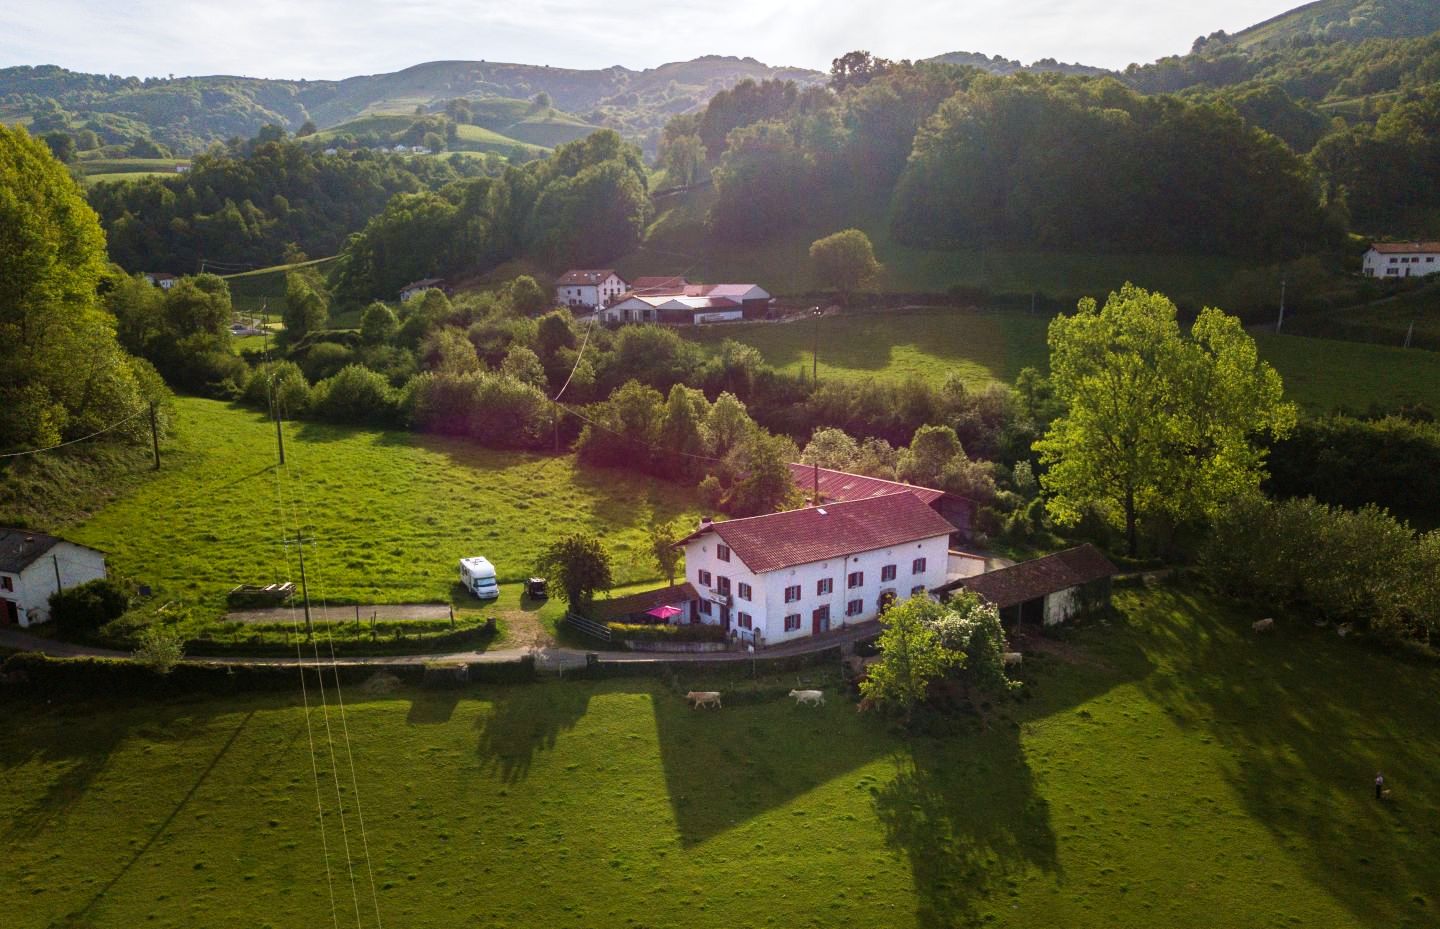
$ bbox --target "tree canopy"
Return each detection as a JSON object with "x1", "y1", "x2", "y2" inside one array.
[{"x1": 1035, "y1": 284, "x2": 1296, "y2": 554}]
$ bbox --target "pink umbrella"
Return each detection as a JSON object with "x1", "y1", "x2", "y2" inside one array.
[{"x1": 645, "y1": 604, "x2": 684, "y2": 621}]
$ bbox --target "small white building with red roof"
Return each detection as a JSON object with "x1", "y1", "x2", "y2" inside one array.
[
  {"x1": 677, "y1": 492, "x2": 955, "y2": 646},
  {"x1": 1363, "y1": 242, "x2": 1440, "y2": 278}
]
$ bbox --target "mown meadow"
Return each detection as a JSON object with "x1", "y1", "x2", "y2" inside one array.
[
  {"x1": 4, "y1": 586, "x2": 1436, "y2": 929},
  {"x1": 688, "y1": 306, "x2": 1440, "y2": 414}
]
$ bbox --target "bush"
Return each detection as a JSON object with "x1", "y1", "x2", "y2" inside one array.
[
  {"x1": 49, "y1": 578, "x2": 129, "y2": 632},
  {"x1": 300, "y1": 342, "x2": 355, "y2": 382},
  {"x1": 242, "y1": 361, "x2": 311, "y2": 417},
  {"x1": 133, "y1": 626, "x2": 184, "y2": 673},
  {"x1": 607, "y1": 622, "x2": 728, "y2": 643},
  {"x1": 311, "y1": 364, "x2": 398, "y2": 425}
]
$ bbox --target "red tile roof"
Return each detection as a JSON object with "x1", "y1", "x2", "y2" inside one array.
[
  {"x1": 788, "y1": 463, "x2": 946, "y2": 506},
  {"x1": 1369, "y1": 242, "x2": 1440, "y2": 254},
  {"x1": 940, "y1": 544, "x2": 1117, "y2": 607},
  {"x1": 556, "y1": 269, "x2": 621, "y2": 286},
  {"x1": 681, "y1": 492, "x2": 956, "y2": 575},
  {"x1": 630, "y1": 275, "x2": 690, "y2": 294}
]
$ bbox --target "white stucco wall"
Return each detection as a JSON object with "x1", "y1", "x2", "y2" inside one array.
[
  {"x1": 684, "y1": 533, "x2": 949, "y2": 647},
  {"x1": 1043, "y1": 586, "x2": 1080, "y2": 626},
  {"x1": 9, "y1": 542, "x2": 108, "y2": 627},
  {"x1": 1364, "y1": 249, "x2": 1440, "y2": 279}
]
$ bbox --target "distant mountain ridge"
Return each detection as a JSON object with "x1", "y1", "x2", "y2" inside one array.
[
  {"x1": 923, "y1": 51, "x2": 1111, "y2": 77},
  {"x1": 0, "y1": 56, "x2": 825, "y2": 154}
]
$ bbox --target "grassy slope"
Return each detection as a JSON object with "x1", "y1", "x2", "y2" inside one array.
[
  {"x1": 4, "y1": 587, "x2": 1436, "y2": 929},
  {"x1": 1284, "y1": 280, "x2": 1440, "y2": 348},
  {"x1": 223, "y1": 258, "x2": 335, "y2": 316},
  {"x1": 62, "y1": 397, "x2": 698, "y2": 624},
  {"x1": 625, "y1": 188, "x2": 1248, "y2": 306},
  {"x1": 685, "y1": 306, "x2": 1440, "y2": 414}
]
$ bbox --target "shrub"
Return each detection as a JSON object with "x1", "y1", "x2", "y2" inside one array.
[
  {"x1": 311, "y1": 364, "x2": 398, "y2": 425},
  {"x1": 242, "y1": 361, "x2": 311, "y2": 417},
  {"x1": 49, "y1": 578, "x2": 129, "y2": 633},
  {"x1": 606, "y1": 622, "x2": 728, "y2": 643},
  {"x1": 300, "y1": 342, "x2": 355, "y2": 382},
  {"x1": 133, "y1": 626, "x2": 185, "y2": 673}
]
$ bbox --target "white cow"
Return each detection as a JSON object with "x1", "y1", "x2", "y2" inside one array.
[
  {"x1": 686, "y1": 691, "x2": 722, "y2": 709},
  {"x1": 1252, "y1": 618, "x2": 1275, "y2": 633},
  {"x1": 789, "y1": 689, "x2": 825, "y2": 707},
  {"x1": 1002, "y1": 652, "x2": 1024, "y2": 667}
]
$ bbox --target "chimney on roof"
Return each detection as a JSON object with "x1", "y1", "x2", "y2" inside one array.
[{"x1": 698, "y1": 516, "x2": 713, "y2": 530}]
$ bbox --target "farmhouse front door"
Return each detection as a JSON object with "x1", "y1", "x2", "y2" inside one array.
[
  {"x1": 720, "y1": 605, "x2": 731, "y2": 631},
  {"x1": 0, "y1": 599, "x2": 17, "y2": 626},
  {"x1": 812, "y1": 605, "x2": 831, "y2": 635}
]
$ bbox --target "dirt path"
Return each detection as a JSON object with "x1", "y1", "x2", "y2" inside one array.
[{"x1": 497, "y1": 611, "x2": 553, "y2": 650}]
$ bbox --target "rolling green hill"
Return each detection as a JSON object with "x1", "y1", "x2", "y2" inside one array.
[{"x1": 1229, "y1": 0, "x2": 1440, "y2": 49}]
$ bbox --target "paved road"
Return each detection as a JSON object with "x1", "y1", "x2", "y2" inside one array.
[{"x1": 0, "y1": 620, "x2": 880, "y2": 669}]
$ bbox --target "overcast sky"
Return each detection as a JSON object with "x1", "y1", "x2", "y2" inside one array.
[{"x1": 1, "y1": 1, "x2": 1303, "y2": 80}]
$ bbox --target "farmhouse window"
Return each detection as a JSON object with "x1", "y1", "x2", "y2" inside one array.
[
  {"x1": 738, "y1": 612, "x2": 752, "y2": 630},
  {"x1": 698, "y1": 569, "x2": 712, "y2": 587},
  {"x1": 0, "y1": 576, "x2": 10, "y2": 591},
  {"x1": 912, "y1": 557, "x2": 927, "y2": 575},
  {"x1": 912, "y1": 585, "x2": 928, "y2": 597},
  {"x1": 716, "y1": 575, "x2": 731, "y2": 595},
  {"x1": 699, "y1": 599, "x2": 713, "y2": 616},
  {"x1": 738, "y1": 582, "x2": 752, "y2": 601},
  {"x1": 716, "y1": 544, "x2": 731, "y2": 563},
  {"x1": 847, "y1": 571, "x2": 864, "y2": 589},
  {"x1": 881, "y1": 565, "x2": 897, "y2": 582},
  {"x1": 784, "y1": 585, "x2": 802, "y2": 603},
  {"x1": 1390, "y1": 257, "x2": 1398, "y2": 263},
  {"x1": 816, "y1": 577, "x2": 833, "y2": 595},
  {"x1": 784, "y1": 613, "x2": 801, "y2": 631},
  {"x1": 846, "y1": 599, "x2": 863, "y2": 616}
]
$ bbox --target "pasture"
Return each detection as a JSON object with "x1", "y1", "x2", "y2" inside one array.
[
  {"x1": 4, "y1": 587, "x2": 1437, "y2": 928},
  {"x1": 59, "y1": 397, "x2": 698, "y2": 631},
  {"x1": 687, "y1": 306, "x2": 1440, "y2": 414}
]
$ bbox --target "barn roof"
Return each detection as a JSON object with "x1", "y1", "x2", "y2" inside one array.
[
  {"x1": 555, "y1": 269, "x2": 621, "y2": 286},
  {"x1": 0, "y1": 528, "x2": 85, "y2": 573},
  {"x1": 788, "y1": 463, "x2": 947, "y2": 506},
  {"x1": 629, "y1": 275, "x2": 690, "y2": 294},
  {"x1": 1369, "y1": 242, "x2": 1440, "y2": 254},
  {"x1": 593, "y1": 582, "x2": 699, "y2": 620},
  {"x1": 943, "y1": 544, "x2": 1117, "y2": 607},
  {"x1": 680, "y1": 493, "x2": 956, "y2": 575}
]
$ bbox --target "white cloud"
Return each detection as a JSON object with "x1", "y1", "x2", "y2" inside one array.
[{"x1": 0, "y1": 0, "x2": 1303, "y2": 79}]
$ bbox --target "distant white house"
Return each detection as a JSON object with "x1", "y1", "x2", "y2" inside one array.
[
  {"x1": 322, "y1": 147, "x2": 339, "y2": 156},
  {"x1": 174, "y1": 164, "x2": 190, "y2": 174},
  {"x1": 554, "y1": 269, "x2": 628, "y2": 310},
  {"x1": 399, "y1": 278, "x2": 446, "y2": 302},
  {"x1": 1363, "y1": 242, "x2": 1440, "y2": 278},
  {"x1": 677, "y1": 493, "x2": 955, "y2": 645},
  {"x1": 0, "y1": 528, "x2": 108, "y2": 628},
  {"x1": 144, "y1": 272, "x2": 178, "y2": 290},
  {"x1": 411, "y1": 145, "x2": 431, "y2": 155}
]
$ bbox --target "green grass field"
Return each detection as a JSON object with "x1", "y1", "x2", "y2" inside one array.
[
  {"x1": 83, "y1": 170, "x2": 175, "y2": 186},
  {"x1": 686, "y1": 306, "x2": 1440, "y2": 414},
  {"x1": 5, "y1": 586, "x2": 1436, "y2": 928},
  {"x1": 62, "y1": 397, "x2": 698, "y2": 629},
  {"x1": 625, "y1": 189, "x2": 1248, "y2": 306},
  {"x1": 1284, "y1": 281, "x2": 1440, "y2": 350},
  {"x1": 223, "y1": 258, "x2": 335, "y2": 316}
]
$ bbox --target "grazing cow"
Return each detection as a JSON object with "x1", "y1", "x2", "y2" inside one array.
[
  {"x1": 1252, "y1": 618, "x2": 1275, "y2": 633},
  {"x1": 686, "y1": 691, "x2": 722, "y2": 709},
  {"x1": 1002, "y1": 652, "x2": 1023, "y2": 667},
  {"x1": 789, "y1": 689, "x2": 825, "y2": 707}
]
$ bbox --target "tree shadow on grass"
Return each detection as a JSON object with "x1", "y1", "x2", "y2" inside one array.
[
  {"x1": 874, "y1": 727, "x2": 1059, "y2": 929},
  {"x1": 1131, "y1": 587, "x2": 1440, "y2": 928},
  {"x1": 473, "y1": 681, "x2": 594, "y2": 783}
]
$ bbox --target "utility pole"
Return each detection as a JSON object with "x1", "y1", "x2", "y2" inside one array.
[
  {"x1": 292, "y1": 532, "x2": 313, "y2": 638},
  {"x1": 1404, "y1": 320, "x2": 1415, "y2": 349},
  {"x1": 811, "y1": 307, "x2": 823, "y2": 385},
  {"x1": 1275, "y1": 276, "x2": 1286, "y2": 333},
  {"x1": 553, "y1": 401, "x2": 560, "y2": 454},
  {"x1": 149, "y1": 402, "x2": 160, "y2": 471},
  {"x1": 273, "y1": 378, "x2": 286, "y2": 466}
]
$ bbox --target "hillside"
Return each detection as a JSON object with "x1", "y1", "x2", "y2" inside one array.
[
  {"x1": 0, "y1": 56, "x2": 824, "y2": 155},
  {"x1": 1228, "y1": 0, "x2": 1440, "y2": 50},
  {"x1": 924, "y1": 50, "x2": 1110, "y2": 77}
]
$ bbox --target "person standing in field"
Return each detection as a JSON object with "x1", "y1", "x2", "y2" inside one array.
[{"x1": 1375, "y1": 772, "x2": 1385, "y2": 800}]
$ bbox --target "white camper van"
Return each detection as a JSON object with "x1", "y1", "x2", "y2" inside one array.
[{"x1": 459, "y1": 556, "x2": 499, "y2": 600}]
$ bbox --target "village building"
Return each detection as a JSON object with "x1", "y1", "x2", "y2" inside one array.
[
  {"x1": 399, "y1": 278, "x2": 446, "y2": 302},
  {"x1": 596, "y1": 281, "x2": 773, "y2": 325},
  {"x1": 554, "y1": 269, "x2": 629, "y2": 310},
  {"x1": 0, "y1": 528, "x2": 108, "y2": 628},
  {"x1": 678, "y1": 492, "x2": 956, "y2": 646},
  {"x1": 1362, "y1": 242, "x2": 1440, "y2": 278},
  {"x1": 143, "y1": 272, "x2": 178, "y2": 290},
  {"x1": 935, "y1": 544, "x2": 1117, "y2": 627},
  {"x1": 788, "y1": 462, "x2": 976, "y2": 539}
]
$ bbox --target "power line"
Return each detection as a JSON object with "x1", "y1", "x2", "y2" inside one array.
[{"x1": 0, "y1": 408, "x2": 148, "y2": 459}]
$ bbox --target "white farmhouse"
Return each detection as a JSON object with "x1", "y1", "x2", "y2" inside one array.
[
  {"x1": 554, "y1": 269, "x2": 629, "y2": 310},
  {"x1": 0, "y1": 528, "x2": 108, "y2": 628},
  {"x1": 678, "y1": 492, "x2": 955, "y2": 646},
  {"x1": 399, "y1": 278, "x2": 445, "y2": 302},
  {"x1": 1363, "y1": 242, "x2": 1440, "y2": 278}
]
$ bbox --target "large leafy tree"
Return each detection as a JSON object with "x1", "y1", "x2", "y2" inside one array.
[
  {"x1": 537, "y1": 533, "x2": 614, "y2": 615},
  {"x1": 0, "y1": 125, "x2": 152, "y2": 450},
  {"x1": 1036, "y1": 284, "x2": 1296, "y2": 555},
  {"x1": 860, "y1": 596, "x2": 962, "y2": 716},
  {"x1": 809, "y1": 228, "x2": 882, "y2": 304}
]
